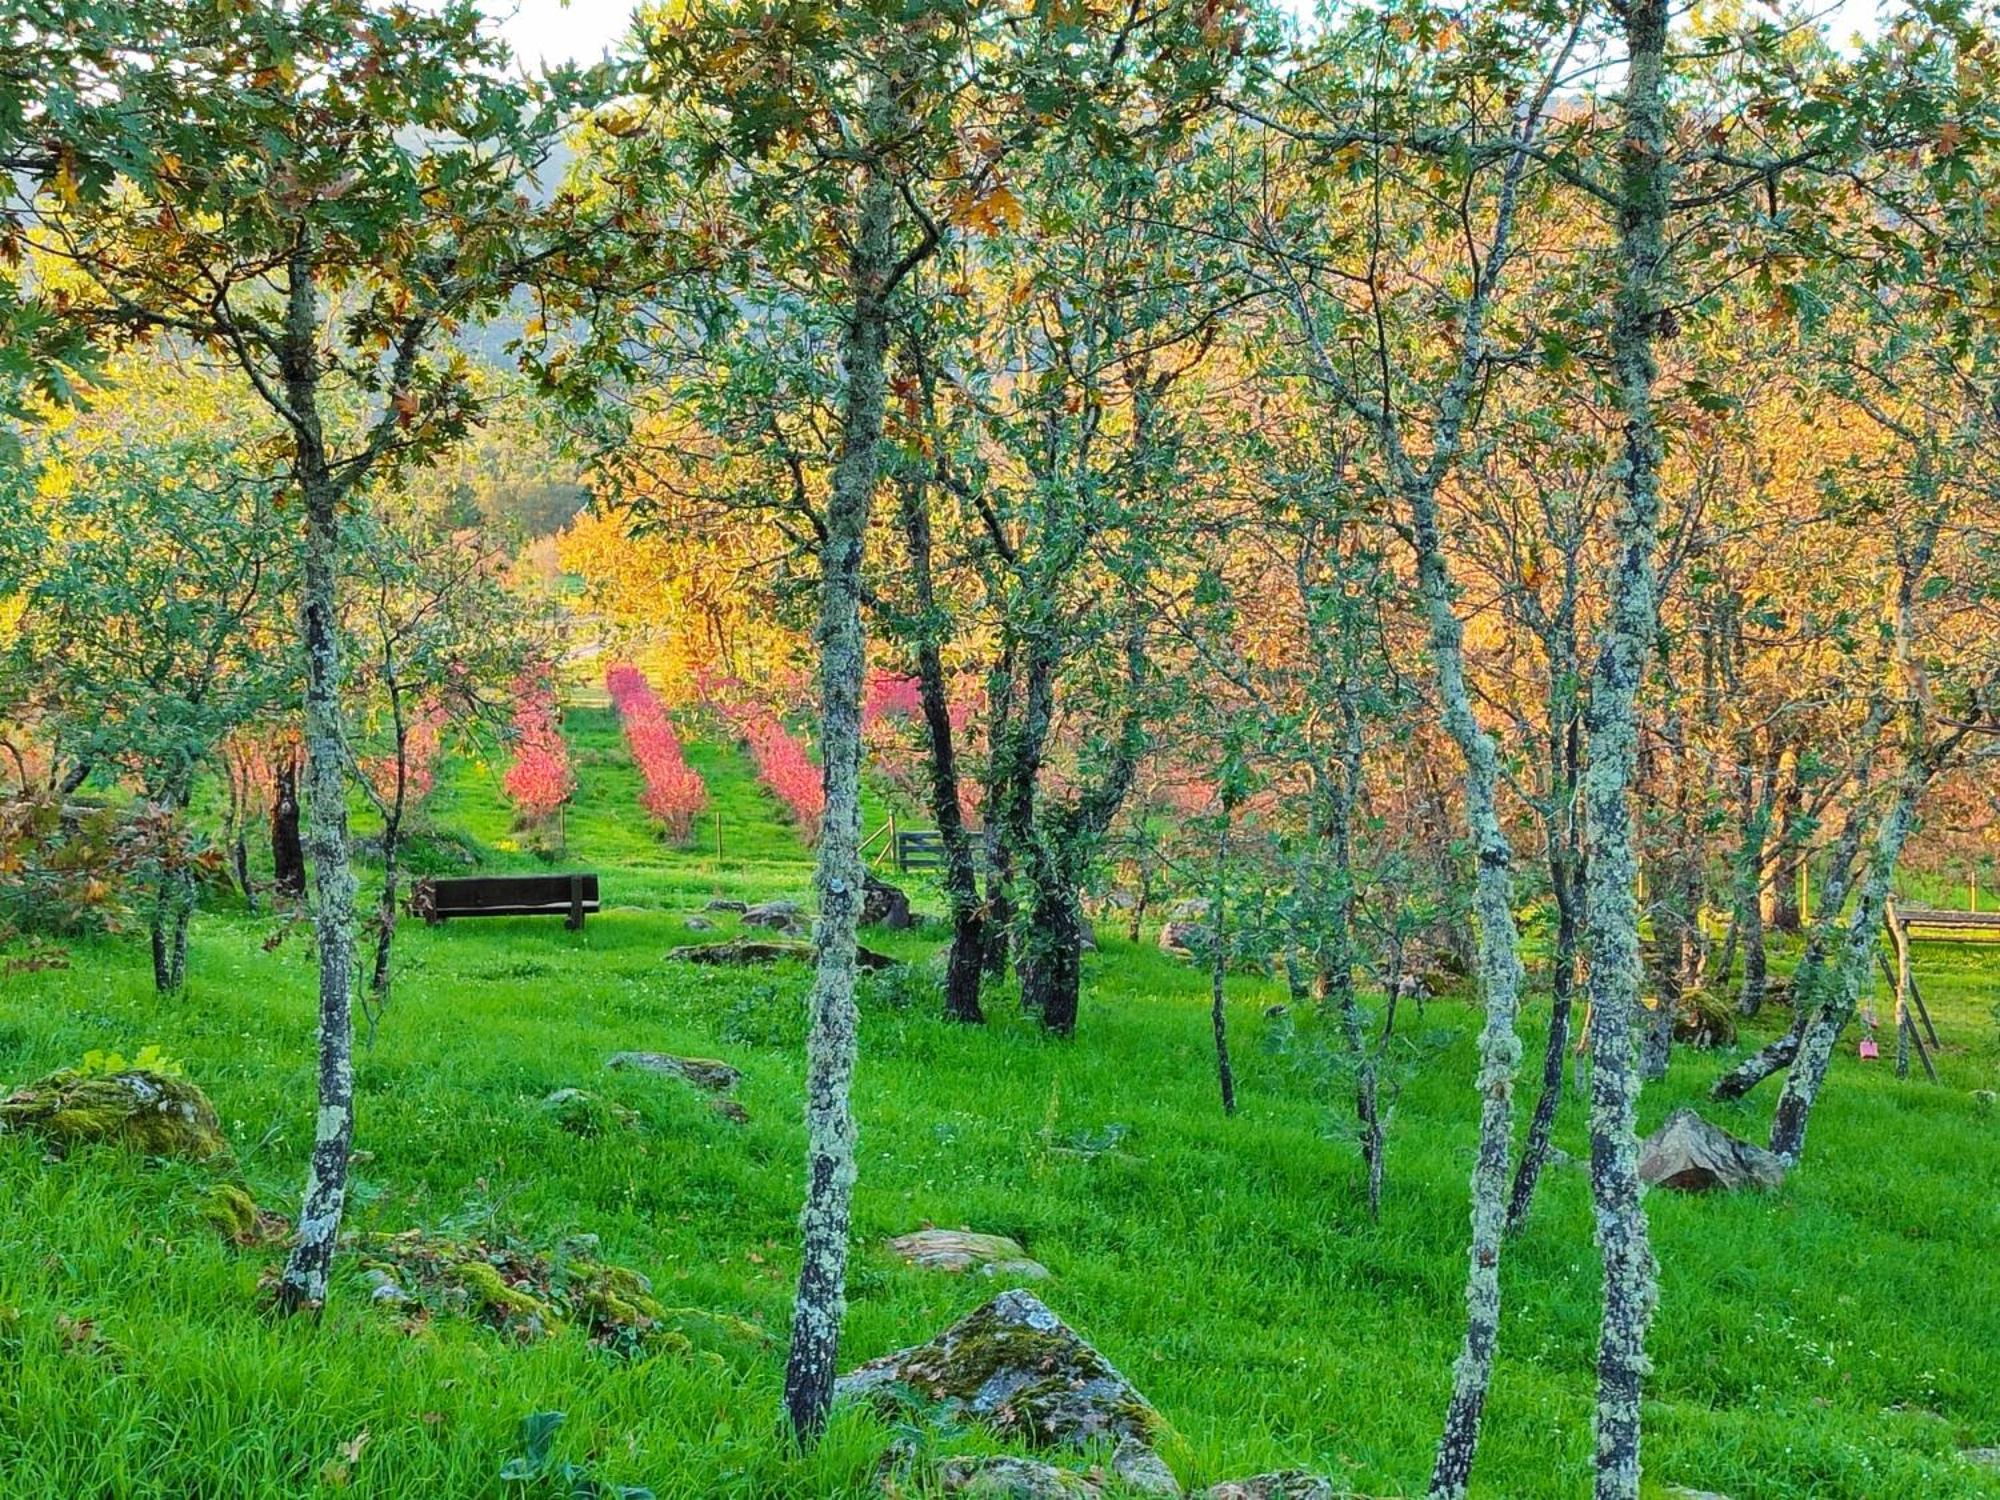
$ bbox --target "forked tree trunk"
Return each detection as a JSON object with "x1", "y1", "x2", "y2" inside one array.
[
  {"x1": 150, "y1": 866, "x2": 194, "y2": 994},
  {"x1": 782, "y1": 138, "x2": 896, "y2": 1446},
  {"x1": 1403, "y1": 119, "x2": 1548, "y2": 1500},
  {"x1": 1018, "y1": 635, "x2": 1144, "y2": 1036}
]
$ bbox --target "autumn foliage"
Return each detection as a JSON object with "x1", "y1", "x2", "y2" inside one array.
[
  {"x1": 501, "y1": 667, "x2": 574, "y2": 822},
  {"x1": 605, "y1": 662, "x2": 707, "y2": 841}
]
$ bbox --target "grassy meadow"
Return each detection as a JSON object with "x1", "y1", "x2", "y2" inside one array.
[{"x1": 1, "y1": 706, "x2": 1997, "y2": 1498}]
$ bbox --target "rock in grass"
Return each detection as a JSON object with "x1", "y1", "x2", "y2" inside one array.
[
  {"x1": 886, "y1": 1442, "x2": 1180, "y2": 1499},
  {"x1": 703, "y1": 899, "x2": 748, "y2": 914},
  {"x1": 1662, "y1": 1488, "x2": 1734, "y2": 1500},
  {"x1": 605, "y1": 1053, "x2": 741, "y2": 1092},
  {"x1": 0, "y1": 1069, "x2": 228, "y2": 1161},
  {"x1": 354, "y1": 1229, "x2": 771, "y2": 1359},
  {"x1": 836, "y1": 1290, "x2": 1164, "y2": 1451},
  {"x1": 861, "y1": 871, "x2": 914, "y2": 930},
  {"x1": 1111, "y1": 1437, "x2": 1182, "y2": 1496},
  {"x1": 710, "y1": 1098, "x2": 750, "y2": 1125},
  {"x1": 1195, "y1": 1478, "x2": 1333, "y2": 1500},
  {"x1": 926, "y1": 1455, "x2": 1107, "y2": 1497},
  {"x1": 1638, "y1": 1108, "x2": 1785, "y2": 1192},
  {"x1": 683, "y1": 914, "x2": 716, "y2": 932},
  {"x1": 200, "y1": 1182, "x2": 289, "y2": 1246},
  {"x1": 668, "y1": 938, "x2": 901, "y2": 971},
  {"x1": 890, "y1": 1228, "x2": 1050, "y2": 1281},
  {"x1": 742, "y1": 899, "x2": 803, "y2": 930},
  {"x1": 539, "y1": 1087, "x2": 638, "y2": 1135}
]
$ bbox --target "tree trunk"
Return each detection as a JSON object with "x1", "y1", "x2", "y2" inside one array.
[
  {"x1": 1506, "y1": 842, "x2": 1580, "y2": 1234},
  {"x1": 1733, "y1": 743, "x2": 1780, "y2": 1015},
  {"x1": 1209, "y1": 815, "x2": 1236, "y2": 1117},
  {"x1": 368, "y1": 816, "x2": 403, "y2": 1039},
  {"x1": 979, "y1": 641, "x2": 1030, "y2": 980},
  {"x1": 1764, "y1": 747, "x2": 1804, "y2": 934},
  {"x1": 1583, "y1": 1, "x2": 1670, "y2": 1487},
  {"x1": 1018, "y1": 848, "x2": 1084, "y2": 1033},
  {"x1": 1316, "y1": 715, "x2": 1384, "y2": 1216},
  {"x1": 1769, "y1": 757, "x2": 1931, "y2": 1160},
  {"x1": 1018, "y1": 632, "x2": 1144, "y2": 1037},
  {"x1": 275, "y1": 264, "x2": 361, "y2": 1316},
  {"x1": 782, "y1": 137, "x2": 896, "y2": 1447},
  {"x1": 1710, "y1": 699, "x2": 1891, "y2": 1103},
  {"x1": 894, "y1": 446, "x2": 983, "y2": 1023},
  {"x1": 150, "y1": 863, "x2": 194, "y2": 994},
  {"x1": 271, "y1": 755, "x2": 306, "y2": 900},
  {"x1": 232, "y1": 829, "x2": 256, "y2": 914}
]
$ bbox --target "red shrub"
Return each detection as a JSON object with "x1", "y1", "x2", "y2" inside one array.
[
  {"x1": 502, "y1": 668, "x2": 574, "y2": 821},
  {"x1": 726, "y1": 700, "x2": 825, "y2": 841},
  {"x1": 861, "y1": 671, "x2": 924, "y2": 727},
  {"x1": 606, "y1": 663, "x2": 707, "y2": 842}
]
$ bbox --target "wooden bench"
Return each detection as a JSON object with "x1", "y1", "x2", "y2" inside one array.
[
  {"x1": 411, "y1": 873, "x2": 600, "y2": 930},
  {"x1": 1893, "y1": 907, "x2": 2000, "y2": 939}
]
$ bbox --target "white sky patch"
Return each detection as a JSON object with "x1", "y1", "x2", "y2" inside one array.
[{"x1": 479, "y1": 0, "x2": 1886, "y2": 71}]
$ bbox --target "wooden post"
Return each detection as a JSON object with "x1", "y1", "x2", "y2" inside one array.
[
  {"x1": 1887, "y1": 900, "x2": 1912, "y2": 1079},
  {"x1": 567, "y1": 872, "x2": 584, "y2": 932},
  {"x1": 715, "y1": 810, "x2": 723, "y2": 866}
]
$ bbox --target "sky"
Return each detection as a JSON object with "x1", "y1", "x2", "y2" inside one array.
[{"x1": 483, "y1": 0, "x2": 1887, "y2": 71}]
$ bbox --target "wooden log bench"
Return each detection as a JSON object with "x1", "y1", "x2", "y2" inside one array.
[{"x1": 411, "y1": 873, "x2": 600, "y2": 930}]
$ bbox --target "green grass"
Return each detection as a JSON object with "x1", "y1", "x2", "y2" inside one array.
[{"x1": 2, "y1": 713, "x2": 1998, "y2": 1497}]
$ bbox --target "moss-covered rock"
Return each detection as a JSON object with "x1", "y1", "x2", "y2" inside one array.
[
  {"x1": 1195, "y1": 1475, "x2": 1334, "y2": 1500},
  {"x1": 604, "y1": 1052, "x2": 741, "y2": 1091},
  {"x1": 353, "y1": 1229, "x2": 771, "y2": 1361},
  {"x1": 0, "y1": 1069, "x2": 229, "y2": 1162},
  {"x1": 837, "y1": 1290, "x2": 1164, "y2": 1452},
  {"x1": 538, "y1": 1087, "x2": 638, "y2": 1136},
  {"x1": 889, "y1": 1229, "x2": 1050, "y2": 1281},
  {"x1": 200, "y1": 1182, "x2": 289, "y2": 1246}
]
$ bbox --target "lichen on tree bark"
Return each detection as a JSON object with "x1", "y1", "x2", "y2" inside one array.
[{"x1": 782, "y1": 122, "x2": 897, "y2": 1445}]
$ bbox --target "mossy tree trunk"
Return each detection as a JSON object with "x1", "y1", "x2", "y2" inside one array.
[
  {"x1": 1769, "y1": 515, "x2": 1957, "y2": 1163},
  {"x1": 148, "y1": 780, "x2": 196, "y2": 994},
  {"x1": 783, "y1": 136, "x2": 897, "y2": 1445},
  {"x1": 1019, "y1": 629, "x2": 1146, "y2": 1036},
  {"x1": 1710, "y1": 695, "x2": 1891, "y2": 1103},
  {"x1": 1582, "y1": 1, "x2": 1672, "y2": 1487},
  {"x1": 276, "y1": 256, "x2": 361, "y2": 1314}
]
